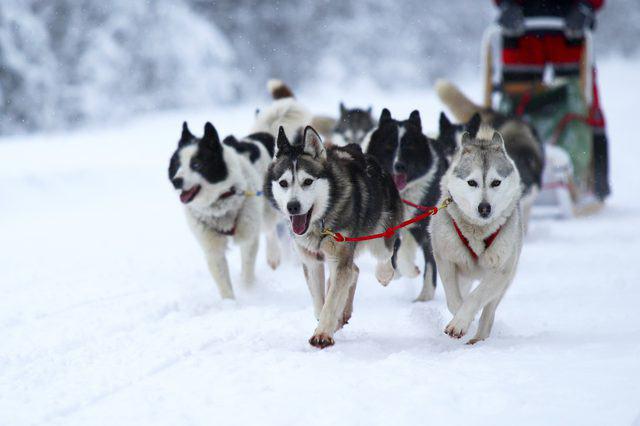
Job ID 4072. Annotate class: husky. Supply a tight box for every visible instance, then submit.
[429,127,523,344]
[436,80,543,230]
[364,108,455,301]
[252,79,313,142]
[437,111,481,163]
[264,126,403,348]
[331,103,375,146]
[168,122,281,300]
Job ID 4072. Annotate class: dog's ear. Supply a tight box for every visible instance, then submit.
[379,108,392,124]
[303,126,326,160]
[203,122,221,146]
[491,131,505,149]
[439,112,452,133]
[276,126,290,153]
[466,113,481,137]
[339,102,346,116]
[180,121,193,146]
[408,110,422,130]
[367,106,372,115]
[460,131,472,147]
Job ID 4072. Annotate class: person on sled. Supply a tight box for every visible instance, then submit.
[494,0,610,200]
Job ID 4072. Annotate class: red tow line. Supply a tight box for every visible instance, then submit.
[321,198,452,243]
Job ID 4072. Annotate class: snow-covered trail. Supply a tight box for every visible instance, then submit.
[1,59,639,426]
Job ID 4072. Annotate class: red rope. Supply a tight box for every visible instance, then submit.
[323,199,443,243]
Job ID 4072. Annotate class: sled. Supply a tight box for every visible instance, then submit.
[481,17,603,218]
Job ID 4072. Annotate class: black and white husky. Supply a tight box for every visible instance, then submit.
[364,109,455,301]
[168,122,281,300]
[264,126,403,348]
[430,127,523,344]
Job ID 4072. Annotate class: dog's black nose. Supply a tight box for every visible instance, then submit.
[287,200,301,215]
[394,162,406,173]
[478,202,491,218]
[171,177,183,189]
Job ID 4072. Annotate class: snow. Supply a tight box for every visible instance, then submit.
[1,58,640,426]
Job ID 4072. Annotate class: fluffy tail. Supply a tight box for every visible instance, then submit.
[435,79,482,122]
[267,79,295,100]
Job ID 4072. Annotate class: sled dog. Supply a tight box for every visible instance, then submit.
[365,109,455,301]
[331,103,376,146]
[436,80,543,230]
[264,126,403,348]
[430,127,523,344]
[168,121,281,299]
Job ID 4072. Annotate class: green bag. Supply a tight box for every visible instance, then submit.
[498,78,592,191]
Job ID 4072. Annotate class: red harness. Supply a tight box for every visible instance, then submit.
[452,220,501,261]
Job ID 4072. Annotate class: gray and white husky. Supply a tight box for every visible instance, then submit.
[436,80,543,231]
[429,127,523,344]
[168,122,281,300]
[264,126,403,348]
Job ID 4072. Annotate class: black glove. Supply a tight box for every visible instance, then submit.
[498,1,525,36]
[565,1,595,39]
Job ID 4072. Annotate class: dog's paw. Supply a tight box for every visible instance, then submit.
[375,261,394,286]
[414,284,435,302]
[241,272,256,287]
[309,333,335,349]
[266,250,281,270]
[444,316,471,339]
[466,337,484,345]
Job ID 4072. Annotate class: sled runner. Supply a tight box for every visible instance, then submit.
[481,17,603,217]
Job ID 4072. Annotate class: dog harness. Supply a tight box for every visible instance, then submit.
[451,220,501,261]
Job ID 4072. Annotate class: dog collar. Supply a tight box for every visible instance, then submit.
[451,219,500,261]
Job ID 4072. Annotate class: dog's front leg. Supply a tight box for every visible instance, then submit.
[239,235,259,286]
[309,249,357,348]
[201,235,234,300]
[265,228,281,270]
[415,238,437,302]
[435,254,461,315]
[444,268,511,339]
[301,260,325,320]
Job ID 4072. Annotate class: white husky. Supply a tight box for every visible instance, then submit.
[429,127,523,344]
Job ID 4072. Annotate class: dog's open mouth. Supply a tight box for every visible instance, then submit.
[290,207,313,235]
[180,185,201,204]
[393,173,407,191]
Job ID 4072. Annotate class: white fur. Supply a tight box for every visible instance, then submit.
[251,98,313,142]
[429,133,524,343]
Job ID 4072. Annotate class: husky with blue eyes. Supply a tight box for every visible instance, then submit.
[430,127,523,344]
[264,126,403,349]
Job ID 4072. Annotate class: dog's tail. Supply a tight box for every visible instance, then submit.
[267,79,295,100]
[435,79,482,123]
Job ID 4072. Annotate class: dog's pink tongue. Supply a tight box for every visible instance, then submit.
[393,173,407,191]
[290,214,308,235]
[180,186,199,204]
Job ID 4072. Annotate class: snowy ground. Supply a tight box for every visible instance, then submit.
[1,58,640,426]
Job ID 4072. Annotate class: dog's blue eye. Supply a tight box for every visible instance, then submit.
[302,178,313,187]
[279,180,288,188]
[192,161,201,170]
[491,179,501,188]
[467,179,478,187]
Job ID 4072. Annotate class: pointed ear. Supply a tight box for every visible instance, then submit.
[439,112,452,133]
[180,121,193,145]
[203,122,220,146]
[408,110,422,130]
[367,106,372,115]
[466,113,481,137]
[491,131,505,149]
[303,126,326,159]
[379,108,392,123]
[276,126,290,153]
[339,102,346,115]
[461,131,472,147]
